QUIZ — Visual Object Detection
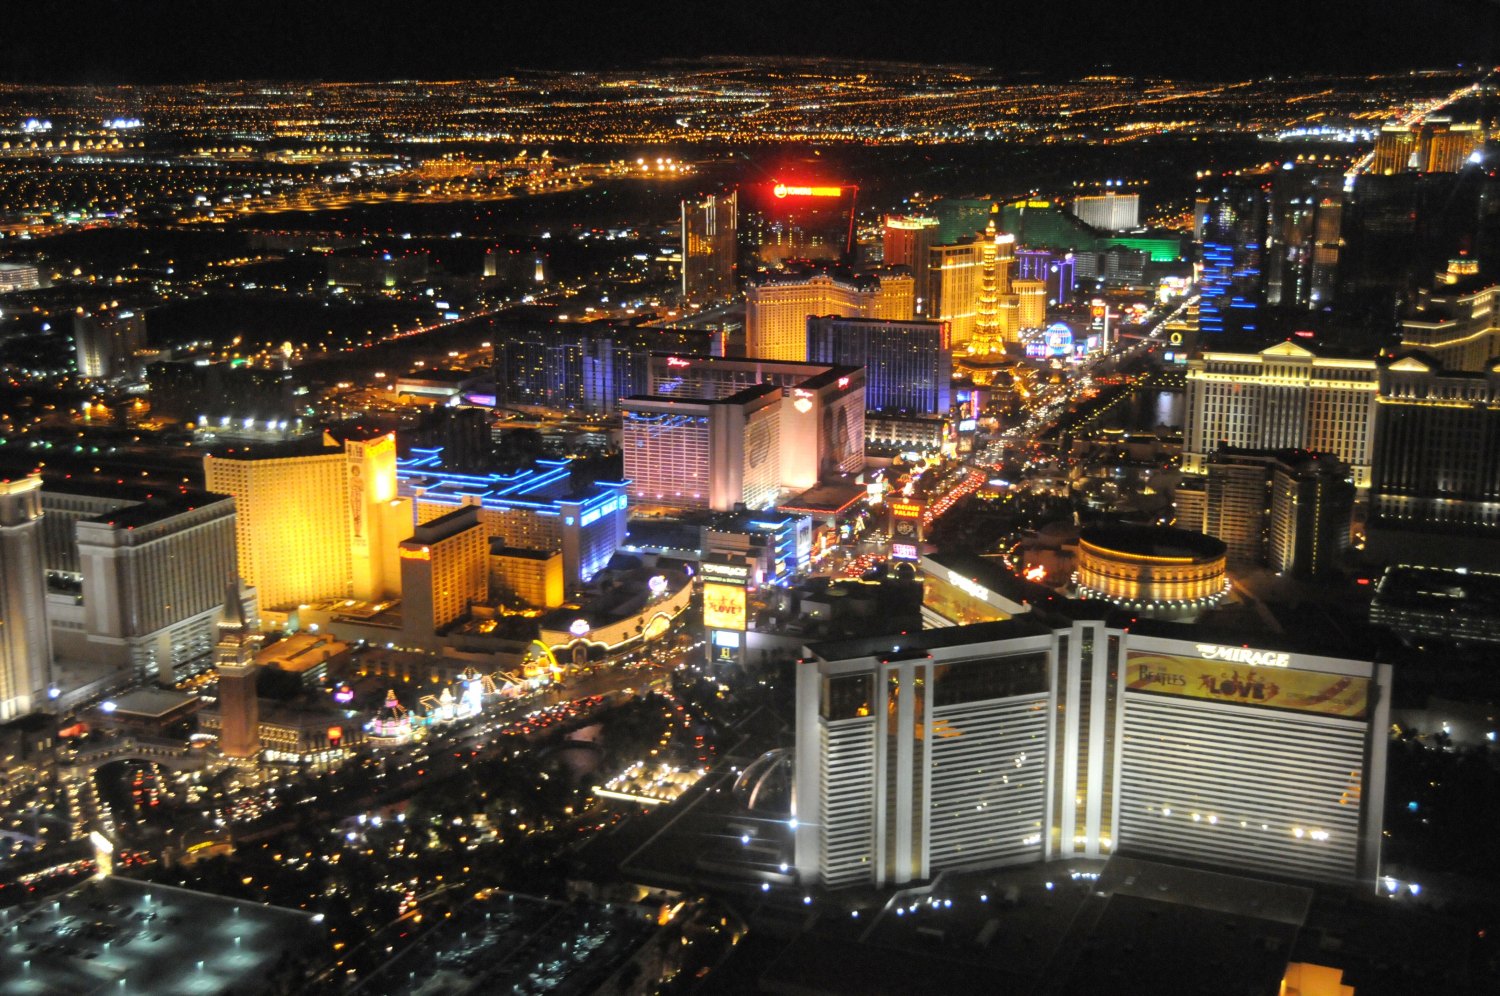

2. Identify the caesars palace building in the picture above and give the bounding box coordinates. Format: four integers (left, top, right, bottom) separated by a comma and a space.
793, 555, 1391, 890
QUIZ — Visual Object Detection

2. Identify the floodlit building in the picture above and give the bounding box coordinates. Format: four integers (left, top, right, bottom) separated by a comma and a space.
646, 354, 866, 492
204, 432, 411, 611
927, 240, 984, 348
73, 307, 147, 380
795, 614, 1391, 889
1070, 192, 1140, 231
883, 215, 939, 314
746, 264, 913, 362
400, 506, 488, 643
681, 189, 738, 306
1183, 341, 1379, 488
805, 315, 951, 414
1367, 354, 1500, 569
1398, 259, 1500, 372
622, 385, 783, 512
397, 449, 628, 586
0, 475, 49, 722
489, 544, 564, 609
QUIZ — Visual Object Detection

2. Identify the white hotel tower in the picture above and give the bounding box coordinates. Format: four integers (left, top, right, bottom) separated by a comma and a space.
794, 612, 1390, 890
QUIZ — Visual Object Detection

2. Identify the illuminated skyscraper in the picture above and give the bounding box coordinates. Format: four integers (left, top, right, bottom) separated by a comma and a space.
681, 189, 738, 306
492, 320, 718, 415
396, 450, 627, 586
646, 354, 866, 491
214, 580, 261, 760
74, 307, 147, 380
745, 264, 913, 361
927, 241, 984, 347
0, 475, 49, 722
1367, 355, 1500, 569
1196, 179, 1268, 334
204, 432, 411, 612
806, 315, 951, 414
1183, 341, 1378, 487
1265, 170, 1344, 309
622, 385, 783, 511
1371, 126, 1420, 175
795, 612, 1390, 888
744, 182, 858, 265
400, 506, 488, 644
882, 215, 939, 314
70, 493, 241, 683
1070, 192, 1139, 231
1014, 278, 1047, 329
1398, 259, 1500, 371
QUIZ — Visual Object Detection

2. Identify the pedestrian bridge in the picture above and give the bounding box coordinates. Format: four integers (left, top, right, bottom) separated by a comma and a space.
58, 736, 208, 780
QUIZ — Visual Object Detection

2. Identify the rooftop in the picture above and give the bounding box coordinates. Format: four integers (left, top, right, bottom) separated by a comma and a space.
84, 491, 232, 530
103, 687, 198, 719
1080, 523, 1226, 561
0, 875, 318, 996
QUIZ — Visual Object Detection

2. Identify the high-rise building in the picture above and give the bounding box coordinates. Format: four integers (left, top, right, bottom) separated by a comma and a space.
70, 494, 241, 683
204, 432, 411, 612
795, 609, 1391, 889
933, 197, 994, 244
805, 315, 951, 414
214, 580, 261, 760
1367, 354, 1500, 569
744, 182, 859, 265
745, 264, 913, 362
622, 384, 783, 512
1265, 170, 1344, 309
1196, 179, 1269, 334
1016, 248, 1078, 305
1196, 448, 1353, 577
1398, 259, 1500, 371
882, 216, 939, 315
489, 544, 564, 609
0, 262, 41, 294
1269, 453, 1355, 578
1183, 341, 1379, 487
646, 354, 866, 491
1424, 121, 1483, 173
1371, 119, 1482, 175
681, 189, 738, 306
493, 320, 718, 415
1371, 126, 1421, 175
1013, 278, 1047, 330
1070, 192, 1140, 231
397, 449, 627, 586
0, 475, 49, 722
74, 307, 147, 380
927, 240, 984, 347
399, 506, 488, 644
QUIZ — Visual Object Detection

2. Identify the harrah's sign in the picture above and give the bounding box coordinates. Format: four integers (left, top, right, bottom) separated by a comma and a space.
1195, 644, 1290, 668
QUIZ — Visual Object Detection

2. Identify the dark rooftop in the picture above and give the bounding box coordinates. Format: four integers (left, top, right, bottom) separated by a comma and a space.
1080, 523, 1226, 561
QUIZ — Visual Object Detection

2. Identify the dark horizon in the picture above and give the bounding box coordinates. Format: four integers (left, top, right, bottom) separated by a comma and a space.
1, 0, 1494, 87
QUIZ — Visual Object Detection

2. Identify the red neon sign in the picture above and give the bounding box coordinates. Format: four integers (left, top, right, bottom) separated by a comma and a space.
773, 184, 843, 199
666, 357, 691, 368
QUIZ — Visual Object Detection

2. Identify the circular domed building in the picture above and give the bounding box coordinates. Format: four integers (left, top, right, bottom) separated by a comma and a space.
1074, 524, 1228, 620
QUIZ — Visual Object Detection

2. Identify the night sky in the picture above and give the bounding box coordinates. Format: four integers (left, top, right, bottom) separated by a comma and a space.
0, 0, 1493, 84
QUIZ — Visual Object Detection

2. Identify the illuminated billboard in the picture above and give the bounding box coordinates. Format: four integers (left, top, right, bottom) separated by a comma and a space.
703, 583, 748, 632
889, 500, 923, 555
1125, 651, 1369, 719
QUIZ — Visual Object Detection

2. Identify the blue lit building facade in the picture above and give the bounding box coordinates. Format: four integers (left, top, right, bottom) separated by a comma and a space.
396, 448, 628, 585
805, 315, 952, 415
493, 321, 719, 414
1197, 181, 1268, 335
1016, 248, 1077, 304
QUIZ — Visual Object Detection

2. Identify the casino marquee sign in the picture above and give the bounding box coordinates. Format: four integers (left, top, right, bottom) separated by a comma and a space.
1125, 650, 1369, 719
